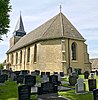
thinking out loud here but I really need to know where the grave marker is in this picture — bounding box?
[75,78,85,94]
[24,75,36,86]
[88,79,96,91]
[18,85,31,100]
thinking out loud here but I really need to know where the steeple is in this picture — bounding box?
[13,12,26,37]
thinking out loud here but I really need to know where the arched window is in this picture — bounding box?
[16,52,18,64]
[71,42,77,60]
[20,50,22,63]
[34,44,37,63]
[27,47,30,62]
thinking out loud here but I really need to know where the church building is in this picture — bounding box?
[6,12,91,74]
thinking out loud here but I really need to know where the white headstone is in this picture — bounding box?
[75,78,85,94]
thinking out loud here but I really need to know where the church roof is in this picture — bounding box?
[7,12,85,53]
[14,13,25,33]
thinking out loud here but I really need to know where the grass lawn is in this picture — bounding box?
[0,75,96,100]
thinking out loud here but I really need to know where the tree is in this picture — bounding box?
[0,0,11,36]
[0,63,3,70]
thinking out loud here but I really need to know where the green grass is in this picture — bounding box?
[0,75,97,100]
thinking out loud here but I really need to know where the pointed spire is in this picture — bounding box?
[13,12,26,37]
[14,12,25,32]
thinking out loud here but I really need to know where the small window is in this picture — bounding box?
[71,42,77,60]
[34,44,37,63]
[27,47,30,62]
[16,52,18,64]
[20,50,22,63]
[11,53,14,64]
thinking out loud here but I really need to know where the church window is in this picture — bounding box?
[27,47,30,62]
[34,44,37,63]
[71,42,77,60]
[16,52,18,64]
[20,50,22,63]
[11,53,13,64]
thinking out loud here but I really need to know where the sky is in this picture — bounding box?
[0,0,98,63]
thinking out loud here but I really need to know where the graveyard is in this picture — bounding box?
[0,70,98,100]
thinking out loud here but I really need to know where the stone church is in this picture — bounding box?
[6,12,91,74]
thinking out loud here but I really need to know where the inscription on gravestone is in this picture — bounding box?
[18,85,31,100]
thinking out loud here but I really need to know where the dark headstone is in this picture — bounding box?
[60,72,64,77]
[18,85,31,100]
[54,72,58,75]
[0,74,8,83]
[46,72,50,77]
[93,89,98,100]
[35,70,40,75]
[17,75,24,84]
[41,72,45,77]
[74,68,81,75]
[88,79,96,91]
[38,82,58,95]
[49,75,59,86]
[14,71,20,76]
[31,71,36,76]
[20,70,29,76]
[69,75,77,86]
[84,71,89,79]
[24,75,36,86]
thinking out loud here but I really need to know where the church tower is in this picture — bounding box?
[10,13,26,48]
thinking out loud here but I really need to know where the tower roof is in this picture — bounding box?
[7,12,85,53]
[14,13,25,33]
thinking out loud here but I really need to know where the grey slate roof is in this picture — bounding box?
[7,12,85,53]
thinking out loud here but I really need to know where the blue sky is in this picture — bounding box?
[0,0,98,63]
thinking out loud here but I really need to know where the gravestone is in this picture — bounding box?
[93,89,98,100]
[35,70,40,75]
[38,82,68,100]
[41,72,45,77]
[14,71,20,76]
[88,79,96,91]
[18,85,31,100]
[20,70,29,76]
[17,75,24,84]
[90,73,94,79]
[42,74,48,83]
[60,72,64,77]
[0,74,8,83]
[46,72,50,77]
[49,75,58,86]
[24,75,36,86]
[84,71,89,79]
[75,78,85,94]
[31,71,36,76]
[54,72,58,75]
[69,75,77,86]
